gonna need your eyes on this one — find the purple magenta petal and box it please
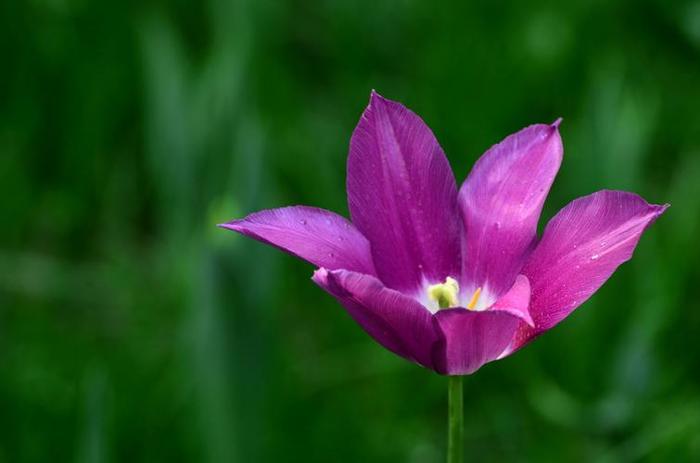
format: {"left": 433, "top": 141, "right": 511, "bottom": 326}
{"left": 459, "top": 121, "right": 563, "bottom": 297}
{"left": 505, "top": 190, "right": 668, "bottom": 354}
{"left": 347, "top": 91, "right": 461, "bottom": 293}
{"left": 312, "top": 268, "right": 444, "bottom": 369}
{"left": 488, "top": 274, "right": 534, "bottom": 327}
{"left": 434, "top": 273, "right": 532, "bottom": 375}
{"left": 434, "top": 310, "right": 522, "bottom": 375}
{"left": 220, "top": 206, "right": 376, "bottom": 274}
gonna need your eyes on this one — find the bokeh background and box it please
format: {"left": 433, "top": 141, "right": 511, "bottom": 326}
{"left": 3, "top": 0, "right": 700, "bottom": 461}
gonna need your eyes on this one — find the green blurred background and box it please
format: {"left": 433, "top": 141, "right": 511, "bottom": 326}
{"left": 2, "top": 0, "right": 700, "bottom": 461}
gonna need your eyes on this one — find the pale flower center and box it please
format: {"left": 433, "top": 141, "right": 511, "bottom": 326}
{"left": 427, "top": 277, "right": 460, "bottom": 309}
{"left": 426, "top": 277, "right": 483, "bottom": 312}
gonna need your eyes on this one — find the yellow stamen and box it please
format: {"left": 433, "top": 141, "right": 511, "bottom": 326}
{"left": 427, "top": 277, "right": 460, "bottom": 309}
{"left": 466, "top": 287, "right": 482, "bottom": 310}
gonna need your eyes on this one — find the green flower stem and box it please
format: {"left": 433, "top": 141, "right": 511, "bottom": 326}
{"left": 447, "top": 375, "right": 464, "bottom": 463}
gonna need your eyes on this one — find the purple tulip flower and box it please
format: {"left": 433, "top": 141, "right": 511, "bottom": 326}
{"left": 221, "top": 91, "right": 667, "bottom": 376}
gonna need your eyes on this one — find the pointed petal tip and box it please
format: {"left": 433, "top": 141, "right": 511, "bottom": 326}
{"left": 368, "top": 89, "right": 389, "bottom": 106}
{"left": 363, "top": 90, "right": 386, "bottom": 118}
{"left": 551, "top": 117, "right": 563, "bottom": 129}
{"left": 313, "top": 268, "right": 353, "bottom": 296}
{"left": 657, "top": 203, "right": 671, "bottom": 213}
{"left": 312, "top": 268, "right": 346, "bottom": 295}
{"left": 312, "top": 267, "right": 329, "bottom": 282}
{"left": 589, "top": 190, "right": 669, "bottom": 226}
{"left": 649, "top": 202, "right": 670, "bottom": 223}
{"left": 218, "top": 221, "right": 241, "bottom": 231}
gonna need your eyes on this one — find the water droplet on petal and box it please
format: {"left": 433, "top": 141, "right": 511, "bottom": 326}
{"left": 590, "top": 254, "right": 600, "bottom": 261}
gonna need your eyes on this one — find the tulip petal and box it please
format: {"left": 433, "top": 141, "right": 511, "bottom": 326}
{"left": 434, "top": 310, "right": 522, "bottom": 375}
{"left": 220, "top": 206, "right": 376, "bottom": 274}
{"left": 488, "top": 274, "right": 534, "bottom": 327}
{"left": 506, "top": 190, "right": 668, "bottom": 353}
{"left": 459, "top": 121, "right": 562, "bottom": 297}
{"left": 433, "top": 274, "right": 532, "bottom": 375}
{"left": 312, "top": 268, "right": 444, "bottom": 369}
{"left": 347, "top": 91, "right": 461, "bottom": 293}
